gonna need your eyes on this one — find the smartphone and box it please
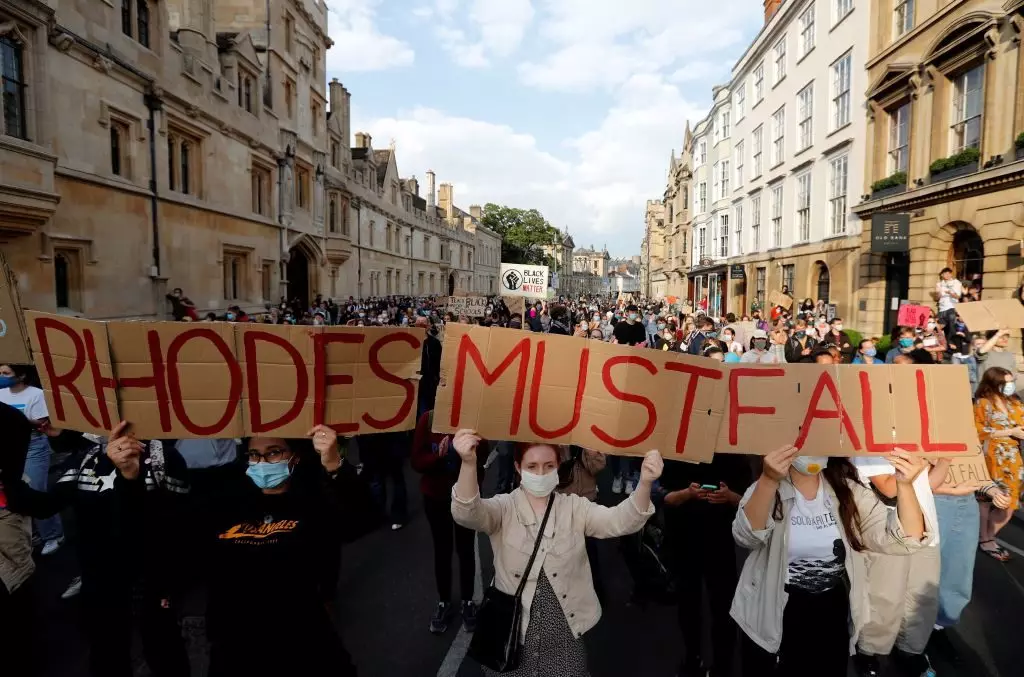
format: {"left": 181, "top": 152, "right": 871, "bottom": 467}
{"left": 700, "top": 484, "right": 719, "bottom": 491}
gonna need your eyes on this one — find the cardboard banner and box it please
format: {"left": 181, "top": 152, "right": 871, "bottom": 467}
{"left": 897, "top": 303, "right": 931, "bottom": 328}
{"left": 942, "top": 453, "right": 991, "bottom": 489}
{"left": 499, "top": 263, "right": 549, "bottom": 298}
{"left": 954, "top": 299, "right": 1024, "bottom": 332}
{"left": 504, "top": 296, "right": 525, "bottom": 316}
{"left": 26, "top": 312, "right": 423, "bottom": 438}
{"left": 432, "top": 325, "right": 979, "bottom": 461}
{"left": 447, "top": 295, "right": 488, "bottom": 317}
{"left": 729, "top": 321, "right": 758, "bottom": 349}
{"left": 0, "top": 253, "right": 31, "bottom": 364}
{"left": 769, "top": 290, "right": 793, "bottom": 309}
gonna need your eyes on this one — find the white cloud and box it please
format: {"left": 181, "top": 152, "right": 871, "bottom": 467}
{"left": 353, "top": 72, "right": 703, "bottom": 254}
{"left": 427, "top": 0, "right": 535, "bottom": 68}
{"left": 519, "top": 0, "right": 753, "bottom": 92}
{"left": 325, "top": 0, "right": 415, "bottom": 73}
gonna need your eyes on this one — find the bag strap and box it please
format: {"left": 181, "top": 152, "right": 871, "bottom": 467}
{"left": 514, "top": 494, "right": 555, "bottom": 599}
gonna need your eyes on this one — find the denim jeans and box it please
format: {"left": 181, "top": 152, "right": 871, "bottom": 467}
{"left": 23, "top": 434, "right": 63, "bottom": 542}
{"left": 934, "top": 494, "right": 978, "bottom": 627}
{"left": 609, "top": 456, "right": 639, "bottom": 481}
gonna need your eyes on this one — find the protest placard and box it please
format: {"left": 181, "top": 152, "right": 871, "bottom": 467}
{"left": 728, "top": 322, "right": 758, "bottom": 349}
{"left": 769, "top": 291, "right": 793, "bottom": 309}
{"left": 942, "top": 453, "right": 991, "bottom": 489}
{"left": 897, "top": 303, "right": 931, "bottom": 328}
{"left": 26, "top": 312, "right": 424, "bottom": 439}
{"left": 953, "top": 299, "right": 1024, "bottom": 332}
{"left": 432, "top": 325, "right": 979, "bottom": 461}
{"left": 446, "top": 295, "right": 488, "bottom": 317}
{"left": 499, "top": 263, "right": 548, "bottom": 298}
{"left": 504, "top": 296, "right": 525, "bottom": 316}
{"left": 0, "top": 253, "right": 31, "bottom": 365}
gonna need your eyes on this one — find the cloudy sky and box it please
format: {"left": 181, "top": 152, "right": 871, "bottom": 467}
{"left": 325, "top": 0, "right": 762, "bottom": 257}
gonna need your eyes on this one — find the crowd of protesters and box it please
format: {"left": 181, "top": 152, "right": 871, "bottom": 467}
{"left": 0, "top": 263, "right": 1019, "bottom": 677}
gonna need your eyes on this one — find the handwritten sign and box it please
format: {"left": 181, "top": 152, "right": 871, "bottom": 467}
{"left": 954, "top": 299, "right": 1024, "bottom": 333}
{"left": 769, "top": 291, "right": 793, "bottom": 310}
{"left": 432, "top": 324, "right": 979, "bottom": 460}
{"left": 897, "top": 304, "right": 931, "bottom": 328}
{"left": 446, "top": 295, "right": 488, "bottom": 317}
{"left": 499, "top": 263, "right": 549, "bottom": 298}
{"left": 942, "top": 453, "right": 991, "bottom": 489}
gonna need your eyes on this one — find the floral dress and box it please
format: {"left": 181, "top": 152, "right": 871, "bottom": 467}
{"left": 974, "top": 397, "right": 1024, "bottom": 510}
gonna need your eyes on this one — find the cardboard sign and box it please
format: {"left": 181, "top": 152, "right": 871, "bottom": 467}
{"left": 499, "top": 263, "right": 549, "bottom": 298}
{"left": 447, "top": 295, "right": 488, "bottom": 317}
{"left": 0, "top": 253, "right": 31, "bottom": 365}
{"left": 432, "top": 325, "right": 979, "bottom": 460}
{"left": 942, "top": 453, "right": 991, "bottom": 489}
{"left": 769, "top": 291, "right": 793, "bottom": 310}
{"left": 954, "top": 299, "right": 1024, "bottom": 332}
{"left": 728, "top": 322, "right": 758, "bottom": 349}
{"left": 26, "top": 312, "right": 424, "bottom": 439}
{"left": 504, "top": 296, "right": 525, "bottom": 316}
{"left": 897, "top": 304, "right": 931, "bottom": 328}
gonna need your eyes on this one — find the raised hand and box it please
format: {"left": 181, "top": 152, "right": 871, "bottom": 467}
{"left": 639, "top": 450, "right": 664, "bottom": 483}
{"left": 890, "top": 451, "right": 928, "bottom": 485}
{"left": 452, "top": 429, "right": 482, "bottom": 464}
{"left": 308, "top": 424, "right": 342, "bottom": 472}
{"left": 106, "top": 421, "right": 144, "bottom": 480}
{"left": 762, "top": 445, "right": 799, "bottom": 482}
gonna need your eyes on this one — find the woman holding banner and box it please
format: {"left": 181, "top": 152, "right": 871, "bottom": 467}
{"left": 450, "top": 432, "right": 662, "bottom": 676}
{"left": 106, "top": 423, "right": 377, "bottom": 677}
{"left": 732, "top": 446, "right": 932, "bottom": 676}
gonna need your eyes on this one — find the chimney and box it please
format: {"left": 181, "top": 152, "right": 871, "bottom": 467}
{"left": 426, "top": 170, "right": 436, "bottom": 208}
{"left": 438, "top": 183, "right": 454, "bottom": 219}
{"left": 469, "top": 205, "right": 482, "bottom": 219}
{"left": 407, "top": 176, "right": 420, "bottom": 196}
{"left": 763, "top": 0, "right": 784, "bottom": 22}
{"left": 354, "top": 132, "right": 371, "bottom": 149}
{"left": 329, "top": 78, "right": 343, "bottom": 114}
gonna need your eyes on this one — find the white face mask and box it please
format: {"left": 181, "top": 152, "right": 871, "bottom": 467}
{"left": 791, "top": 456, "right": 828, "bottom": 475}
{"left": 519, "top": 469, "right": 559, "bottom": 497}
{"left": 1002, "top": 382, "right": 1016, "bottom": 397}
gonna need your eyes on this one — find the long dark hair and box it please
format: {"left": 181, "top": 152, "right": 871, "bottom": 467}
{"left": 976, "top": 367, "right": 1013, "bottom": 404}
{"left": 772, "top": 457, "right": 866, "bottom": 552}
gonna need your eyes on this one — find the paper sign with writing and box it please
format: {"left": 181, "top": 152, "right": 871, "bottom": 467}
{"left": 26, "top": 312, "right": 424, "bottom": 439}
{"left": 446, "top": 296, "right": 488, "bottom": 317}
{"left": 769, "top": 291, "right": 793, "bottom": 310}
{"left": 499, "top": 263, "right": 549, "bottom": 298}
{"left": 954, "top": 299, "right": 1024, "bottom": 333}
{"left": 0, "top": 253, "right": 31, "bottom": 365}
{"left": 942, "top": 453, "right": 991, "bottom": 489}
{"left": 504, "top": 296, "right": 526, "bottom": 316}
{"left": 897, "top": 304, "right": 931, "bottom": 328}
{"left": 432, "top": 325, "right": 979, "bottom": 460}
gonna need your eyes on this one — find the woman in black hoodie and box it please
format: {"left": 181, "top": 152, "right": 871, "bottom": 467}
{"left": 107, "top": 422, "right": 378, "bottom": 677}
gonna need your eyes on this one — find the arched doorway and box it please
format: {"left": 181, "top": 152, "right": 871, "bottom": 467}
{"left": 814, "top": 261, "right": 830, "bottom": 304}
{"left": 286, "top": 249, "right": 310, "bottom": 309}
{"left": 448, "top": 273, "right": 456, "bottom": 295}
{"left": 948, "top": 226, "right": 984, "bottom": 291}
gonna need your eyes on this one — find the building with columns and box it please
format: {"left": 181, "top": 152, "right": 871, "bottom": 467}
{"left": 0, "top": 0, "right": 498, "bottom": 320}
{"left": 543, "top": 226, "right": 575, "bottom": 295}
{"left": 851, "top": 0, "right": 1024, "bottom": 338}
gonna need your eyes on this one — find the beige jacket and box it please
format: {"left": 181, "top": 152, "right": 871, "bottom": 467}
{"left": 452, "top": 486, "right": 653, "bottom": 641}
{"left": 730, "top": 477, "right": 934, "bottom": 655}
{"left": 0, "top": 508, "right": 34, "bottom": 594}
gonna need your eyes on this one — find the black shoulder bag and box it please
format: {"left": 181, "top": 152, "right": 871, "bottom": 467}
{"left": 467, "top": 493, "right": 555, "bottom": 672}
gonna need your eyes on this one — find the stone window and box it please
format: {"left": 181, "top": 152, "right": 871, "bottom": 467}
{"left": 797, "top": 82, "right": 814, "bottom": 151}
{"left": 771, "top": 106, "right": 785, "bottom": 166}
{"left": 238, "top": 70, "right": 255, "bottom": 113}
{"left": 417, "top": 272, "right": 424, "bottom": 293}
{"left": 295, "top": 165, "right": 309, "bottom": 210}
{"left": 799, "top": 3, "right": 815, "bottom": 58}
{"left": 773, "top": 37, "right": 786, "bottom": 86}
{"left": 751, "top": 194, "right": 761, "bottom": 251}
{"left": 330, "top": 141, "right": 340, "bottom": 168}
{"left": 284, "top": 78, "right": 294, "bottom": 119}
{"left": 121, "top": 0, "right": 150, "bottom": 48}
{"left": 223, "top": 247, "right": 250, "bottom": 301}
{"left": 756, "top": 266, "right": 766, "bottom": 309}
{"left": 54, "top": 248, "right": 83, "bottom": 313}
{"left": 368, "top": 220, "right": 375, "bottom": 247}
{"left": 734, "top": 141, "right": 744, "bottom": 188}
{"left": 950, "top": 64, "right": 983, "bottom": 153}
{"left": 261, "top": 261, "right": 274, "bottom": 301}
{"left": 828, "top": 154, "right": 848, "bottom": 235}
{"left": 893, "top": 0, "right": 914, "bottom": 39}
{"left": 888, "top": 101, "right": 911, "bottom": 173}
{"left": 782, "top": 264, "right": 795, "bottom": 293}
{"left": 834, "top": 0, "right": 853, "bottom": 25}
{"left": 770, "top": 183, "right": 783, "bottom": 248}
{"left": 752, "top": 125, "right": 763, "bottom": 177}
{"left": 831, "top": 51, "right": 852, "bottom": 130}
{"left": 167, "top": 126, "right": 202, "bottom": 196}
{"left": 733, "top": 204, "right": 743, "bottom": 256}
{"left": 796, "top": 171, "right": 811, "bottom": 242}
{"left": 1, "top": 33, "right": 27, "bottom": 140}
{"left": 121, "top": 0, "right": 131, "bottom": 37}
{"left": 284, "top": 14, "right": 294, "bottom": 54}
{"left": 311, "top": 99, "right": 320, "bottom": 136}
{"left": 423, "top": 234, "right": 431, "bottom": 258}
{"left": 753, "top": 62, "right": 764, "bottom": 102}
{"left": 328, "top": 194, "right": 338, "bottom": 232}
{"left": 110, "top": 122, "right": 129, "bottom": 177}
{"left": 251, "top": 161, "right": 272, "bottom": 216}
{"left": 386, "top": 223, "right": 393, "bottom": 250}
{"left": 405, "top": 235, "right": 411, "bottom": 256}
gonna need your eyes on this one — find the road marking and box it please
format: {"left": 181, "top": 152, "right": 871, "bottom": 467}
{"left": 997, "top": 538, "right": 1024, "bottom": 559}
{"left": 437, "top": 532, "right": 484, "bottom": 677}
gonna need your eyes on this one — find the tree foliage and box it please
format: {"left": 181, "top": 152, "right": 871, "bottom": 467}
{"left": 481, "top": 203, "right": 561, "bottom": 266}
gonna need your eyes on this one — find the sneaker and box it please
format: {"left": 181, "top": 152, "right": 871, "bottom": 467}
{"left": 612, "top": 476, "right": 623, "bottom": 494}
{"left": 429, "top": 601, "right": 454, "bottom": 634}
{"left": 40, "top": 537, "right": 64, "bottom": 556}
{"left": 462, "top": 600, "right": 479, "bottom": 632}
{"left": 853, "top": 652, "right": 881, "bottom": 677}
{"left": 625, "top": 479, "right": 636, "bottom": 495}
{"left": 61, "top": 576, "right": 82, "bottom": 600}
{"left": 391, "top": 523, "right": 404, "bottom": 531}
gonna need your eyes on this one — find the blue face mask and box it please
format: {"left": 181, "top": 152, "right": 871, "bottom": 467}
{"left": 862, "top": 348, "right": 877, "bottom": 357}
{"left": 226, "top": 313, "right": 236, "bottom": 321}
{"left": 899, "top": 337, "right": 915, "bottom": 349}
{"left": 0, "top": 375, "right": 17, "bottom": 389}
{"left": 246, "top": 460, "right": 292, "bottom": 490}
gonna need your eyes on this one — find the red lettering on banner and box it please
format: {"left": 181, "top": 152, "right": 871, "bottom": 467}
{"left": 83, "top": 329, "right": 116, "bottom": 431}
{"left": 591, "top": 356, "right": 657, "bottom": 448}
{"left": 858, "top": 371, "right": 918, "bottom": 452}
{"left": 116, "top": 330, "right": 171, "bottom": 432}
{"left": 166, "top": 329, "right": 242, "bottom": 436}
{"left": 451, "top": 334, "right": 531, "bottom": 434}
{"left": 33, "top": 317, "right": 94, "bottom": 427}
{"left": 664, "top": 362, "right": 723, "bottom": 455}
{"left": 313, "top": 333, "right": 366, "bottom": 434}
{"left": 243, "top": 330, "right": 307, "bottom": 434}
{"left": 916, "top": 369, "right": 968, "bottom": 453}
{"left": 793, "top": 371, "right": 862, "bottom": 450}
{"left": 528, "top": 342, "right": 590, "bottom": 439}
{"left": 728, "top": 368, "right": 785, "bottom": 445}
{"left": 362, "top": 333, "right": 422, "bottom": 430}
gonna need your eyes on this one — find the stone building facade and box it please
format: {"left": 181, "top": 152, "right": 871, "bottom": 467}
{"left": 643, "top": 126, "right": 693, "bottom": 301}
{"left": 542, "top": 226, "right": 574, "bottom": 295}
{"left": 643, "top": 199, "right": 666, "bottom": 298}
{"left": 570, "top": 244, "right": 610, "bottom": 295}
{"left": 0, "top": 0, "right": 498, "bottom": 321}
{"left": 851, "top": 0, "right": 1024, "bottom": 338}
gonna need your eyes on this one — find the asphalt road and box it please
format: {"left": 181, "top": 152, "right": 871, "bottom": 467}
{"left": 26, "top": 456, "right": 1024, "bottom": 677}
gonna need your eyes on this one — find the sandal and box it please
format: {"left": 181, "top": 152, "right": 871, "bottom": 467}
{"left": 979, "top": 540, "right": 1010, "bottom": 562}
